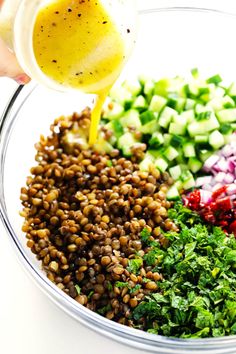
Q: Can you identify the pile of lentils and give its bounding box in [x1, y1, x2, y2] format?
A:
[20, 109, 177, 328]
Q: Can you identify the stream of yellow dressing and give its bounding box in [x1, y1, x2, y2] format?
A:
[33, 0, 125, 144]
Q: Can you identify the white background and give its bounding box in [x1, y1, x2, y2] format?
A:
[1, 1, 236, 354]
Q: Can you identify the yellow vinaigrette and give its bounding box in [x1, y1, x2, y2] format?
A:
[33, 0, 126, 144]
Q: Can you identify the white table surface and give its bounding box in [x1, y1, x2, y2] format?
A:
[1, 1, 236, 353]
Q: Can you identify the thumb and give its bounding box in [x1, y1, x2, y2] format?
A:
[0, 37, 30, 84]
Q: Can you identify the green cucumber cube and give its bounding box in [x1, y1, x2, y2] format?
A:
[149, 132, 164, 148]
[183, 142, 196, 158]
[209, 130, 225, 149]
[122, 78, 142, 96]
[154, 157, 168, 172]
[217, 108, 236, 123]
[166, 185, 180, 201]
[188, 157, 203, 173]
[169, 165, 182, 180]
[164, 146, 179, 161]
[140, 120, 159, 134]
[169, 122, 186, 135]
[109, 86, 132, 103]
[120, 110, 141, 129]
[133, 95, 147, 111]
[103, 102, 124, 120]
[139, 154, 154, 171]
[118, 133, 137, 156]
[149, 95, 167, 113]
[159, 107, 178, 128]
[140, 110, 156, 125]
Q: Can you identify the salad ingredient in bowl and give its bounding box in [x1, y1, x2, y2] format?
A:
[20, 71, 236, 338]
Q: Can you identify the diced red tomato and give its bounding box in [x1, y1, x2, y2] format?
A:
[185, 186, 236, 236]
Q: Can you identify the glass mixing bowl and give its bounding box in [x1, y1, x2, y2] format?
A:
[1, 2, 236, 353]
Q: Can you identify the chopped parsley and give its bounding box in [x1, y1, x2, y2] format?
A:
[127, 258, 143, 275]
[132, 203, 236, 338]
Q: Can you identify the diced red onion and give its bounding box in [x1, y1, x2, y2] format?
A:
[200, 190, 212, 204]
[203, 155, 220, 172]
[195, 176, 213, 187]
[212, 183, 223, 192]
[214, 172, 226, 183]
[227, 184, 236, 196]
[224, 173, 235, 184]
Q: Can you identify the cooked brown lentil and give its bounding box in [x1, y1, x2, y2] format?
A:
[20, 109, 178, 328]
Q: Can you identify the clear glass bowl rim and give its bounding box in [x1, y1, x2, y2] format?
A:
[1, 5, 236, 354]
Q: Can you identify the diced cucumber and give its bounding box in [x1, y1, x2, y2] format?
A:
[188, 157, 202, 173]
[147, 150, 161, 159]
[184, 83, 199, 98]
[149, 132, 164, 148]
[103, 102, 124, 120]
[182, 175, 195, 190]
[117, 132, 137, 156]
[139, 154, 154, 171]
[185, 98, 196, 110]
[133, 95, 147, 111]
[169, 165, 182, 180]
[166, 185, 180, 201]
[163, 146, 179, 161]
[140, 120, 159, 134]
[172, 114, 188, 126]
[169, 122, 186, 135]
[224, 133, 236, 144]
[140, 110, 156, 125]
[220, 124, 233, 135]
[180, 109, 195, 123]
[109, 86, 132, 103]
[199, 149, 213, 163]
[144, 80, 155, 102]
[111, 120, 124, 138]
[163, 134, 172, 146]
[194, 135, 208, 144]
[195, 104, 213, 114]
[206, 74, 222, 85]
[222, 95, 235, 108]
[154, 78, 171, 96]
[217, 108, 236, 123]
[122, 78, 142, 96]
[154, 157, 168, 172]
[149, 95, 167, 113]
[167, 95, 186, 113]
[120, 110, 141, 129]
[183, 142, 196, 158]
[191, 68, 199, 78]
[170, 135, 184, 148]
[158, 106, 178, 128]
[209, 130, 225, 149]
[188, 112, 219, 136]
[174, 180, 183, 191]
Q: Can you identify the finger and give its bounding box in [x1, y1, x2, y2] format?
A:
[0, 37, 30, 84]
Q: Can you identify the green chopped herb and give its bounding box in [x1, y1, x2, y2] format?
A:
[115, 281, 129, 288]
[130, 284, 141, 294]
[97, 304, 112, 315]
[88, 290, 94, 300]
[140, 227, 151, 245]
[106, 281, 113, 292]
[132, 203, 236, 338]
[127, 258, 143, 275]
[75, 284, 81, 295]
[206, 74, 222, 85]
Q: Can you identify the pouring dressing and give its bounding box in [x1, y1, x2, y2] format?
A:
[0, 0, 137, 143]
